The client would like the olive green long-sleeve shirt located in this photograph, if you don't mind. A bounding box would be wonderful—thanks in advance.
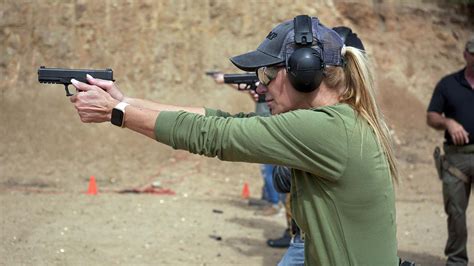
[155,103,397,266]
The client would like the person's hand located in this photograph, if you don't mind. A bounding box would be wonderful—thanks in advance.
[446,118,470,145]
[248,89,260,102]
[211,72,224,84]
[86,74,124,101]
[70,79,119,123]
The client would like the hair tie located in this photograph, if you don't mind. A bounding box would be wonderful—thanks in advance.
[341,45,347,56]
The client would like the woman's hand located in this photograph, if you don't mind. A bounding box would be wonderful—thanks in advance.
[70,79,119,123]
[86,74,125,101]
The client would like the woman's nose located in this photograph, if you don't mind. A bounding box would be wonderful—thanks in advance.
[256,83,268,95]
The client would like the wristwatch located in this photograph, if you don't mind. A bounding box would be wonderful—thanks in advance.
[111,102,129,127]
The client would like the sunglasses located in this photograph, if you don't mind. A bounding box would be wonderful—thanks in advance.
[256,66,281,87]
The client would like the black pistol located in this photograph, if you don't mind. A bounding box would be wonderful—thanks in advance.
[38,66,114,96]
[223,73,258,91]
[205,71,221,77]
[222,73,265,103]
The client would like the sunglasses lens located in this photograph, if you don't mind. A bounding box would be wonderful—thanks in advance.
[257,67,272,86]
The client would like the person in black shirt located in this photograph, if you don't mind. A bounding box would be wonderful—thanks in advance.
[427,36,474,266]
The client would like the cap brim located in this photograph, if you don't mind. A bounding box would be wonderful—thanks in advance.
[230,50,284,72]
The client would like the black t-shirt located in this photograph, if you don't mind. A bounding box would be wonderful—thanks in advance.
[428,68,474,145]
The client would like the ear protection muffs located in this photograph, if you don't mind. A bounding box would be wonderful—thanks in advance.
[286,15,325,93]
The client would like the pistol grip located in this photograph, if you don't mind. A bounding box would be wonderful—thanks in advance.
[64,85,73,97]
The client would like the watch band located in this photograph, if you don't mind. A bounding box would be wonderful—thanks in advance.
[111,102,129,127]
[114,102,129,112]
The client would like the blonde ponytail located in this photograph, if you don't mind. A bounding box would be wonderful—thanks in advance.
[326,47,399,182]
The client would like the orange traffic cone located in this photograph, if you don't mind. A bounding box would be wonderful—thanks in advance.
[87,176,98,195]
[241,182,250,199]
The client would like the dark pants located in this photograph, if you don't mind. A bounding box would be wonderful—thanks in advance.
[442,147,473,266]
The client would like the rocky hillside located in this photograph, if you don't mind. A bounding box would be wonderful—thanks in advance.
[1,0,473,185]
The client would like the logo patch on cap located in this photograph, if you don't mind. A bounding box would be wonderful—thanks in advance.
[266,31,278,40]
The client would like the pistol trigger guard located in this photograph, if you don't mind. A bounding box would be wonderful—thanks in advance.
[64,84,73,97]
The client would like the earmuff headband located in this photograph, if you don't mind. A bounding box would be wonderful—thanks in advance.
[294,15,313,46]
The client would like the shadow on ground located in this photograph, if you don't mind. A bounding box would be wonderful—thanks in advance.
[225,217,286,266]
[398,250,445,266]
[201,197,287,265]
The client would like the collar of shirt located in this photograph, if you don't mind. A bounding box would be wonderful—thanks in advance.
[456,68,473,89]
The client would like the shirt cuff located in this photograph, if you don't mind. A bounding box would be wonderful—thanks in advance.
[204,108,218,116]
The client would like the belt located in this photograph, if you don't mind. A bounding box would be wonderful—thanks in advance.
[290,219,305,241]
[290,219,300,236]
[444,144,474,154]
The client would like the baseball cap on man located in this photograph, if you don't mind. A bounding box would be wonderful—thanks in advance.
[230,16,344,72]
[466,36,474,53]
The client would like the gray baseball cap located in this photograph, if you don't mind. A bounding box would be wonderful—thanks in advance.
[230,17,344,71]
[466,36,474,53]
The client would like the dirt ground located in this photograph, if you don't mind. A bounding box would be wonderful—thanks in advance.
[1,1,474,265]
[1,149,473,265]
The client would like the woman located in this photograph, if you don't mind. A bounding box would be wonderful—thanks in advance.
[71,15,399,265]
